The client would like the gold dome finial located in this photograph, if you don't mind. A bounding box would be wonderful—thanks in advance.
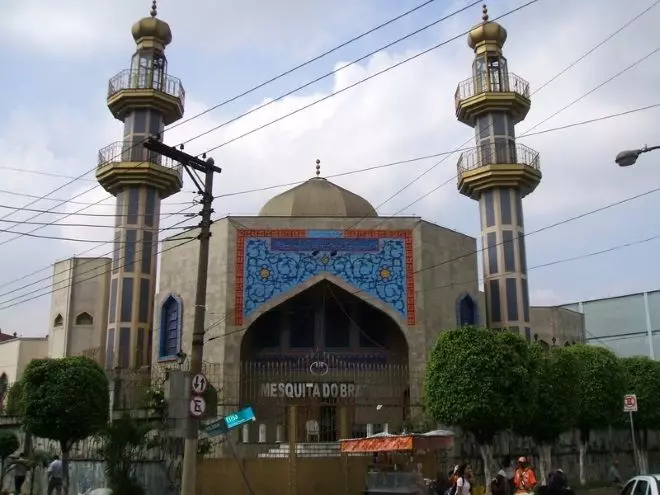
[315,159,321,177]
[467,3,507,52]
[132,0,172,46]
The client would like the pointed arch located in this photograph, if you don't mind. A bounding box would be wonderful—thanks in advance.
[75,312,94,325]
[159,294,183,360]
[53,314,63,327]
[455,293,478,327]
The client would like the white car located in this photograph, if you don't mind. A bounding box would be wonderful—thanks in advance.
[621,476,660,495]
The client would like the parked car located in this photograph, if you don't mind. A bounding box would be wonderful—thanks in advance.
[621,476,660,495]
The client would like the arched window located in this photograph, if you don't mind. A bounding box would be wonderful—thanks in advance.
[456,294,478,327]
[75,312,93,325]
[159,294,182,360]
[53,314,63,327]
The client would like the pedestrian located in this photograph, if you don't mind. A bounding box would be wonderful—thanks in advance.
[46,455,63,495]
[455,463,473,495]
[13,452,28,494]
[537,470,574,495]
[608,459,623,489]
[513,456,538,495]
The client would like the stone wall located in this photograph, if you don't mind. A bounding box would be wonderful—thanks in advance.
[1,460,168,495]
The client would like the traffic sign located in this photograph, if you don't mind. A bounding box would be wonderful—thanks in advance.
[189,396,207,417]
[191,373,208,395]
[224,406,256,431]
[624,394,638,412]
[203,418,227,437]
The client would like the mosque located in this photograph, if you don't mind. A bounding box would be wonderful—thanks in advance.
[43,2,585,443]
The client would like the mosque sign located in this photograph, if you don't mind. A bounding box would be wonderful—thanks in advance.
[260,382,366,399]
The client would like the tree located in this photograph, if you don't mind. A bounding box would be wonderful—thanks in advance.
[5,381,25,416]
[515,345,579,481]
[22,357,109,495]
[98,415,154,495]
[425,326,533,483]
[567,345,625,485]
[0,430,19,481]
[620,356,660,474]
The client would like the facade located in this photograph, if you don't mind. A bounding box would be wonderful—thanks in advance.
[0,336,48,384]
[454,5,541,334]
[28,3,586,446]
[48,257,111,359]
[561,289,660,359]
[95,2,184,370]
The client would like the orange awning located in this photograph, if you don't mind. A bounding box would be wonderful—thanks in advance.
[339,430,454,453]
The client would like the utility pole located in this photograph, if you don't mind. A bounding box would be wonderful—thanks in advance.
[144,137,221,495]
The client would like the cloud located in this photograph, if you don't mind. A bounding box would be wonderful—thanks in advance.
[0,0,371,58]
[1,0,660,336]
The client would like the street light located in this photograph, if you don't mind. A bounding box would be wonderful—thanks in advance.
[615,145,660,167]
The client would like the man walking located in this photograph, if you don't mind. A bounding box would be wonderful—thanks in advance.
[47,455,63,495]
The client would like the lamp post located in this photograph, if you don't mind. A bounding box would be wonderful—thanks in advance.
[615,145,660,167]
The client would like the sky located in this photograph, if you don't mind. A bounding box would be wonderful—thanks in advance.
[0,0,659,337]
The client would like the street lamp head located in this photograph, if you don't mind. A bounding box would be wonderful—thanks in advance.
[615,149,641,167]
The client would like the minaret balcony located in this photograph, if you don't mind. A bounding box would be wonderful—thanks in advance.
[457,142,542,200]
[107,69,186,126]
[95,140,183,199]
[454,72,531,126]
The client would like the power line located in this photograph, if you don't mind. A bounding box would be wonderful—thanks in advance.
[201,233,660,344]
[0,180,656,311]
[0,0,462,246]
[375,37,660,222]
[0,203,194,218]
[199,1,539,156]
[0,208,197,298]
[0,218,195,230]
[0,187,196,206]
[0,102,656,300]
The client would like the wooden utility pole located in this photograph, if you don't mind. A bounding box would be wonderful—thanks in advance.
[144,137,221,495]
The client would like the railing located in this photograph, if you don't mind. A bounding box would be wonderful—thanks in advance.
[97,140,183,175]
[454,72,530,107]
[457,142,540,174]
[107,69,185,105]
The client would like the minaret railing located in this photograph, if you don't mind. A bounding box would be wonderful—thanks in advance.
[457,142,540,174]
[107,69,186,103]
[454,72,529,107]
[97,140,183,175]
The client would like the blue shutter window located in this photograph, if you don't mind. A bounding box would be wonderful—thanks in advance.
[456,294,478,327]
[159,294,182,360]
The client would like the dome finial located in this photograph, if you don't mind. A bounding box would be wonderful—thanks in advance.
[150,0,158,17]
[482,4,489,22]
[315,159,321,178]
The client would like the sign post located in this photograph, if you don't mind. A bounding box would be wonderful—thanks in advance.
[624,394,639,473]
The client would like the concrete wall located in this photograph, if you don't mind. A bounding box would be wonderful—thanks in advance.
[1,460,168,495]
[48,258,111,359]
[0,337,48,383]
[530,306,585,346]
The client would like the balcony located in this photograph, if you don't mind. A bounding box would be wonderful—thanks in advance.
[107,69,185,125]
[108,69,185,102]
[454,72,531,125]
[98,140,181,173]
[96,140,184,198]
[457,142,542,199]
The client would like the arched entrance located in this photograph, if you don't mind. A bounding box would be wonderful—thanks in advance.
[239,280,410,444]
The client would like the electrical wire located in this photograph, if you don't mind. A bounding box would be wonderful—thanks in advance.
[0,187,197,206]
[0,203,194,218]
[0,0,466,246]
[0,180,657,312]
[0,103,654,296]
[342,0,660,226]
[0,0,648,306]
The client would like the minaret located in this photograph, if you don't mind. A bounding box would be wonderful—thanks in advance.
[454,5,541,337]
[96,1,184,369]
